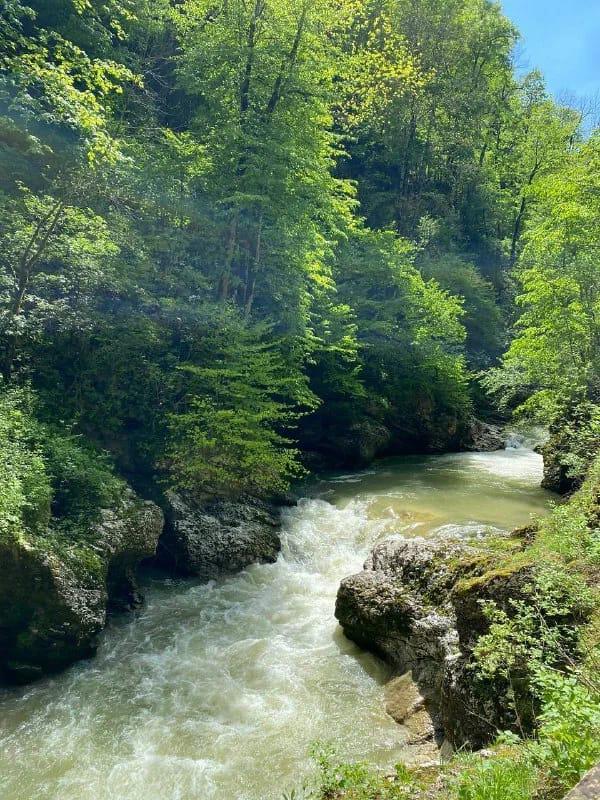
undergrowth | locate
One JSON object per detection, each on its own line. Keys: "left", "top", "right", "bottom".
{"left": 0, "top": 386, "right": 125, "bottom": 557}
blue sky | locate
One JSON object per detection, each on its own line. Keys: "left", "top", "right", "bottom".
{"left": 501, "top": 0, "right": 600, "bottom": 101}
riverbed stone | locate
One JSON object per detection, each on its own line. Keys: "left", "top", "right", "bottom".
{"left": 0, "top": 494, "right": 164, "bottom": 684}
{"left": 385, "top": 672, "right": 425, "bottom": 723}
{"left": 158, "top": 491, "right": 282, "bottom": 578}
{"left": 385, "top": 673, "right": 436, "bottom": 744}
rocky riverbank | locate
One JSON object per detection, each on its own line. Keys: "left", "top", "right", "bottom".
{"left": 0, "top": 493, "right": 164, "bottom": 683}
{"left": 334, "top": 451, "right": 600, "bottom": 761}
{"left": 0, "top": 411, "right": 500, "bottom": 685}
{"left": 0, "top": 486, "right": 287, "bottom": 684}
{"left": 336, "top": 534, "right": 539, "bottom": 751}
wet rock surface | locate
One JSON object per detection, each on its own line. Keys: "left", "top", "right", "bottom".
{"left": 158, "top": 492, "right": 282, "bottom": 578}
{"left": 462, "top": 418, "right": 505, "bottom": 452}
{"left": 385, "top": 672, "right": 436, "bottom": 744}
{"left": 0, "top": 495, "right": 164, "bottom": 684}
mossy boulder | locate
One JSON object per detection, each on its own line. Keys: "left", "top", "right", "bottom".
{"left": 335, "top": 419, "right": 393, "bottom": 466}
{"left": 0, "top": 494, "right": 163, "bottom": 684}
{"left": 541, "top": 434, "right": 577, "bottom": 494}
{"left": 452, "top": 563, "right": 535, "bottom": 649}
{"left": 335, "top": 536, "right": 539, "bottom": 750}
{"left": 539, "top": 401, "right": 600, "bottom": 494}
{"left": 442, "top": 562, "right": 538, "bottom": 747}
{"left": 336, "top": 537, "right": 474, "bottom": 742}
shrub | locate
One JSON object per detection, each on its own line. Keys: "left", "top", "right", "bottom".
{"left": 0, "top": 387, "right": 52, "bottom": 540}
{"left": 531, "top": 668, "right": 600, "bottom": 797}
{"left": 309, "top": 745, "right": 416, "bottom": 800}
{"left": 454, "top": 756, "right": 536, "bottom": 800}
{"left": 44, "top": 433, "right": 123, "bottom": 520}
{"left": 166, "top": 323, "right": 315, "bottom": 498}
{"left": 0, "top": 385, "right": 124, "bottom": 545}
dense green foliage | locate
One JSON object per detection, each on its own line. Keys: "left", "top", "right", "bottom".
{"left": 485, "top": 134, "right": 600, "bottom": 484}
{"left": 0, "top": 0, "right": 583, "bottom": 499}
{"left": 2, "top": 1, "right": 600, "bottom": 797}
{"left": 0, "top": 388, "right": 52, "bottom": 540}
{"left": 0, "top": 387, "right": 124, "bottom": 545}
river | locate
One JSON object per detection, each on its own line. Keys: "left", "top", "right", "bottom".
{"left": 0, "top": 447, "right": 553, "bottom": 800}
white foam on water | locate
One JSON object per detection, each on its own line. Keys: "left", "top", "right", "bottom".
{"left": 0, "top": 449, "right": 552, "bottom": 800}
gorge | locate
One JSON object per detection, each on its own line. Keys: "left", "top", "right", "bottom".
{"left": 0, "top": 444, "right": 552, "bottom": 800}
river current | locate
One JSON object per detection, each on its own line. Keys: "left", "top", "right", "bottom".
{"left": 0, "top": 447, "right": 553, "bottom": 800}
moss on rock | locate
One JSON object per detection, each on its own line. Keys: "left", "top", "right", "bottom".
{"left": 0, "top": 495, "right": 164, "bottom": 684}
{"left": 335, "top": 535, "right": 559, "bottom": 750}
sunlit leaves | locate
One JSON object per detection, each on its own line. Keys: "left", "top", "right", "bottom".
{"left": 491, "top": 135, "right": 600, "bottom": 420}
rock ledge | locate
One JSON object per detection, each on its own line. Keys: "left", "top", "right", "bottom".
{"left": 335, "top": 535, "right": 535, "bottom": 750}
{"left": 158, "top": 492, "right": 282, "bottom": 578}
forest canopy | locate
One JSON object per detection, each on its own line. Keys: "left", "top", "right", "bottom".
{"left": 0, "top": 0, "right": 591, "bottom": 499}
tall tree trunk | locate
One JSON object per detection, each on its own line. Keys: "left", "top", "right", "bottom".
{"left": 264, "top": 4, "right": 308, "bottom": 117}
{"left": 240, "top": 0, "right": 265, "bottom": 117}
{"left": 509, "top": 196, "right": 526, "bottom": 266}
{"left": 245, "top": 213, "right": 262, "bottom": 318}
{"left": 2, "top": 200, "right": 64, "bottom": 379}
{"left": 219, "top": 211, "right": 239, "bottom": 302}
{"left": 510, "top": 160, "right": 541, "bottom": 265}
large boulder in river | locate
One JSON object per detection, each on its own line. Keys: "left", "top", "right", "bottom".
{"left": 330, "top": 419, "right": 393, "bottom": 466}
{"left": 336, "top": 537, "right": 467, "bottom": 735}
{"left": 0, "top": 494, "right": 164, "bottom": 684}
{"left": 158, "top": 492, "right": 282, "bottom": 578}
{"left": 335, "top": 536, "right": 538, "bottom": 750}
{"left": 461, "top": 418, "right": 505, "bottom": 452}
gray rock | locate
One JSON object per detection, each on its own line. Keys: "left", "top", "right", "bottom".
{"left": 565, "top": 765, "right": 600, "bottom": 799}
{"left": 158, "top": 492, "right": 282, "bottom": 578}
{"left": 462, "top": 418, "right": 505, "bottom": 452}
{"left": 338, "top": 419, "right": 393, "bottom": 465}
{"left": 336, "top": 538, "right": 468, "bottom": 734}
{"left": 0, "top": 495, "right": 164, "bottom": 684}
{"left": 384, "top": 672, "right": 436, "bottom": 744}
{"left": 335, "top": 535, "right": 536, "bottom": 750}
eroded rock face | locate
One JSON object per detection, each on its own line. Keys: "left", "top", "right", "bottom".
{"left": 336, "top": 538, "right": 465, "bottom": 731}
{"left": 158, "top": 492, "right": 282, "bottom": 578}
{"left": 335, "top": 536, "right": 535, "bottom": 750}
{"left": 336, "top": 419, "right": 393, "bottom": 466}
{"left": 0, "top": 496, "right": 164, "bottom": 684}
{"left": 102, "top": 500, "right": 166, "bottom": 612}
